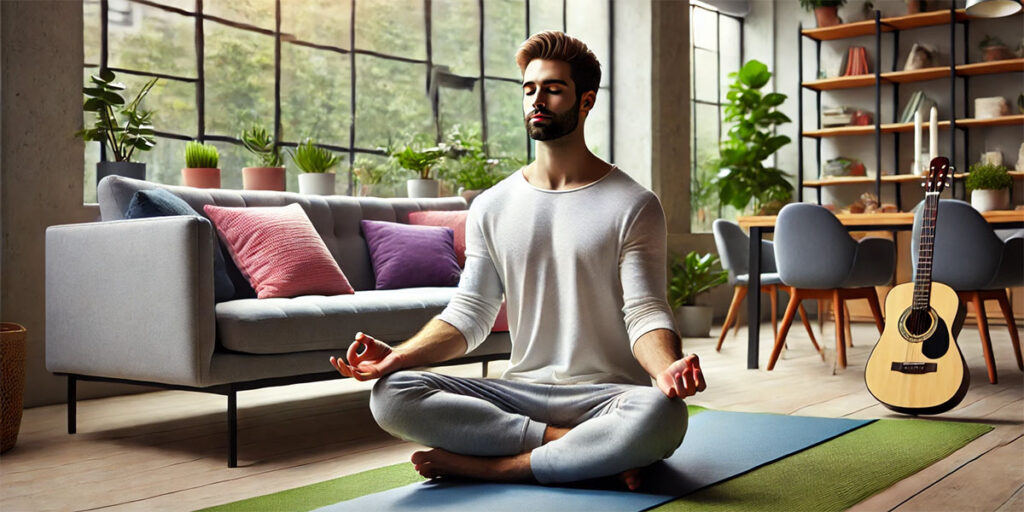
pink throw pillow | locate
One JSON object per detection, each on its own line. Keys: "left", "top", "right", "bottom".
{"left": 492, "top": 300, "right": 509, "bottom": 332}
{"left": 408, "top": 210, "right": 468, "bottom": 267}
{"left": 203, "top": 203, "right": 355, "bottom": 299}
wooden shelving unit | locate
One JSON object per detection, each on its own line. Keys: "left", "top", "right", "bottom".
{"left": 797, "top": 9, "right": 1024, "bottom": 208}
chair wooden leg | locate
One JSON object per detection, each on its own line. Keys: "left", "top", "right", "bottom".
{"left": 995, "top": 290, "right": 1023, "bottom": 371}
{"left": 818, "top": 300, "right": 826, "bottom": 334}
{"left": 968, "top": 292, "right": 998, "bottom": 384}
{"left": 797, "top": 302, "right": 823, "bottom": 359}
{"left": 834, "top": 290, "right": 847, "bottom": 369}
{"left": 717, "top": 286, "right": 747, "bottom": 352}
{"left": 866, "top": 289, "right": 885, "bottom": 334}
{"left": 767, "top": 289, "right": 802, "bottom": 371}
{"left": 769, "top": 285, "right": 778, "bottom": 338}
{"left": 843, "top": 303, "right": 853, "bottom": 348}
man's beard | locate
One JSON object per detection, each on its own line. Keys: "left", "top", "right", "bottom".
{"left": 524, "top": 97, "right": 580, "bottom": 141}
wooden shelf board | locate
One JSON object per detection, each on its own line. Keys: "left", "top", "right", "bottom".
{"left": 803, "top": 75, "right": 877, "bottom": 91}
{"left": 954, "top": 114, "right": 1024, "bottom": 128}
{"left": 801, "top": 9, "right": 969, "bottom": 42}
{"left": 803, "top": 120, "right": 951, "bottom": 138}
{"left": 953, "top": 171, "right": 1024, "bottom": 180}
{"left": 882, "top": 66, "right": 951, "bottom": 83}
{"left": 803, "top": 175, "right": 925, "bottom": 187}
{"left": 957, "top": 59, "right": 1024, "bottom": 76}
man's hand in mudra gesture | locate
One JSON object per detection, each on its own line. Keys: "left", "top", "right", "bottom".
{"left": 330, "top": 332, "right": 405, "bottom": 381}
{"left": 655, "top": 354, "right": 706, "bottom": 399}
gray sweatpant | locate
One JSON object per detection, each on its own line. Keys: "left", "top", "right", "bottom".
{"left": 369, "top": 370, "right": 688, "bottom": 484}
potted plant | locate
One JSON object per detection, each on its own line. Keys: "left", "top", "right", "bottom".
{"left": 800, "top": 0, "right": 845, "bottom": 28}
{"left": 711, "top": 60, "right": 794, "bottom": 215}
{"left": 966, "top": 162, "right": 1013, "bottom": 212}
{"left": 182, "top": 141, "right": 220, "bottom": 188}
{"left": 389, "top": 142, "right": 445, "bottom": 198}
{"left": 292, "top": 139, "right": 340, "bottom": 195}
{"left": 668, "top": 252, "right": 728, "bottom": 338}
{"left": 352, "top": 157, "right": 389, "bottom": 197}
{"left": 76, "top": 69, "right": 158, "bottom": 187}
{"left": 442, "top": 126, "right": 514, "bottom": 204}
{"left": 980, "top": 35, "right": 1014, "bottom": 62}
{"left": 240, "top": 124, "right": 285, "bottom": 191}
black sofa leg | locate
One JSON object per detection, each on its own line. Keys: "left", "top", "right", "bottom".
{"left": 482, "top": 361, "right": 489, "bottom": 378}
{"left": 67, "top": 375, "right": 77, "bottom": 435}
{"left": 227, "top": 389, "right": 237, "bottom": 467}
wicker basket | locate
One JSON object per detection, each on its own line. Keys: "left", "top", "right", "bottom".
{"left": 1, "top": 323, "right": 27, "bottom": 453}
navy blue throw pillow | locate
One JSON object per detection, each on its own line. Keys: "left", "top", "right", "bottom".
{"left": 125, "top": 189, "right": 236, "bottom": 302}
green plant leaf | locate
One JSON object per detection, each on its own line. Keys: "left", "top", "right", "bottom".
{"left": 763, "top": 92, "right": 787, "bottom": 107}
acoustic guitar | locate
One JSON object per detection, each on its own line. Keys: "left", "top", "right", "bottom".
{"left": 865, "top": 156, "right": 969, "bottom": 415}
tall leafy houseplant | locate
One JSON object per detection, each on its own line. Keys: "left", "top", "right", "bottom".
{"left": 77, "top": 69, "right": 158, "bottom": 185}
{"left": 240, "top": 124, "right": 286, "bottom": 191}
{"left": 182, "top": 141, "right": 221, "bottom": 188}
{"left": 712, "top": 59, "right": 793, "bottom": 215}
{"left": 292, "top": 139, "right": 340, "bottom": 195}
{"left": 668, "top": 251, "right": 728, "bottom": 338}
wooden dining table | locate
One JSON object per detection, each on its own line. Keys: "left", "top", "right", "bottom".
{"left": 735, "top": 209, "right": 1024, "bottom": 370}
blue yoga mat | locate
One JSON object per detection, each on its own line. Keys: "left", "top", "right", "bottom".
{"left": 314, "top": 411, "right": 873, "bottom": 512}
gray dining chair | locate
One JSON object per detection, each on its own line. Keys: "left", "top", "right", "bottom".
{"left": 770, "top": 203, "right": 894, "bottom": 370}
{"left": 912, "top": 199, "right": 1023, "bottom": 384}
{"left": 712, "top": 219, "right": 819, "bottom": 353}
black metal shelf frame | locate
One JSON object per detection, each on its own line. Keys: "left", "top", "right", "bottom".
{"left": 796, "top": 7, "right": 975, "bottom": 209}
{"left": 88, "top": 0, "right": 616, "bottom": 194}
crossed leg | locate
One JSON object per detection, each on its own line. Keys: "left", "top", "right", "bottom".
{"left": 369, "top": 371, "right": 687, "bottom": 489}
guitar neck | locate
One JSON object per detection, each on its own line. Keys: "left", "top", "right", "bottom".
{"left": 913, "top": 192, "right": 939, "bottom": 310}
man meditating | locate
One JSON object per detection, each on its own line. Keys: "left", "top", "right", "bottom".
{"left": 330, "top": 30, "right": 706, "bottom": 490}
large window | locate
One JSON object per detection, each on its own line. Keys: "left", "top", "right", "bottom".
{"left": 689, "top": 1, "right": 742, "bottom": 233}
{"left": 82, "top": 0, "right": 613, "bottom": 202}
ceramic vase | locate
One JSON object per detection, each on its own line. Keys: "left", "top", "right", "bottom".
{"left": 242, "top": 167, "right": 286, "bottom": 191}
{"left": 675, "top": 306, "right": 714, "bottom": 338}
{"left": 407, "top": 179, "right": 440, "bottom": 198}
{"left": 971, "top": 189, "right": 1010, "bottom": 212}
{"left": 182, "top": 168, "right": 221, "bottom": 188}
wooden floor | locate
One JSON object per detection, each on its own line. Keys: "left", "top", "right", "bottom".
{"left": 2, "top": 321, "right": 1022, "bottom": 512}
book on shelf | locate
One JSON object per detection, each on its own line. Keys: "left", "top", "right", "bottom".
{"left": 899, "top": 91, "right": 936, "bottom": 123}
{"left": 842, "top": 46, "right": 870, "bottom": 77}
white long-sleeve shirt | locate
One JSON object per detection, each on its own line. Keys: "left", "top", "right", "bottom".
{"left": 436, "top": 165, "right": 678, "bottom": 386}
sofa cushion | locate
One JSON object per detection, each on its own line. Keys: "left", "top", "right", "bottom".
{"left": 408, "top": 210, "right": 469, "bottom": 267}
{"left": 361, "top": 220, "right": 462, "bottom": 290}
{"left": 215, "top": 288, "right": 458, "bottom": 354}
{"left": 204, "top": 203, "right": 356, "bottom": 299}
{"left": 125, "top": 188, "right": 236, "bottom": 302}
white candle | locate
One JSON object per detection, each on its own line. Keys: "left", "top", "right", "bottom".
{"left": 929, "top": 106, "right": 938, "bottom": 165}
{"left": 914, "top": 110, "right": 922, "bottom": 175}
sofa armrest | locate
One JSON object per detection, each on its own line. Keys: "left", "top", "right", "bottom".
{"left": 46, "top": 216, "right": 216, "bottom": 387}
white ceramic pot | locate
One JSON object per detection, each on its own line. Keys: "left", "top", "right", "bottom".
{"left": 675, "top": 305, "right": 714, "bottom": 338}
{"left": 298, "top": 172, "right": 336, "bottom": 195}
{"left": 407, "top": 178, "right": 440, "bottom": 198}
{"left": 971, "top": 188, "right": 1010, "bottom": 212}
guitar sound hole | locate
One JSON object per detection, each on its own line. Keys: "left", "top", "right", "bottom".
{"left": 906, "top": 309, "right": 933, "bottom": 336}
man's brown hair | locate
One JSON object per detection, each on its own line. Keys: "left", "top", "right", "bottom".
{"left": 514, "top": 31, "right": 601, "bottom": 100}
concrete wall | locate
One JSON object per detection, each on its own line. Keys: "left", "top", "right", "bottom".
{"left": 0, "top": 2, "right": 142, "bottom": 408}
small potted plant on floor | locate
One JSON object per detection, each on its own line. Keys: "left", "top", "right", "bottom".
{"left": 76, "top": 69, "right": 158, "bottom": 187}
{"left": 240, "top": 124, "right": 285, "bottom": 191}
{"left": 966, "top": 162, "right": 1013, "bottom": 212}
{"left": 389, "top": 141, "right": 445, "bottom": 198}
{"left": 800, "top": 0, "right": 846, "bottom": 28}
{"left": 292, "top": 139, "right": 340, "bottom": 195}
{"left": 668, "top": 251, "right": 728, "bottom": 338}
{"left": 182, "top": 141, "right": 220, "bottom": 188}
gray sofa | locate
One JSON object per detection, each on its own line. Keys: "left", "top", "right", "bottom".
{"left": 45, "top": 175, "right": 511, "bottom": 466}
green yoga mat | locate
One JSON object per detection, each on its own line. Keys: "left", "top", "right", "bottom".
{"left": 199, "top": 409, "right": 991, "bottom": 512}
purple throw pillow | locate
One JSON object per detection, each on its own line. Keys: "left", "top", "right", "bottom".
{"left": 361, "top": 219, "right": 462, "bottom": 290}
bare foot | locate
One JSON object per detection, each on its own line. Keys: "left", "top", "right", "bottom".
{"left": 411, "top": 449, "right": 532, "bottom": 482}
{"left": 544, "top": 425, "right": 642, "bottom": 491}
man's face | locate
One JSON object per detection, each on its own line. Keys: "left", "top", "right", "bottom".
{"left": 522, "top": 59, "right": 581, "bottom": 141}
